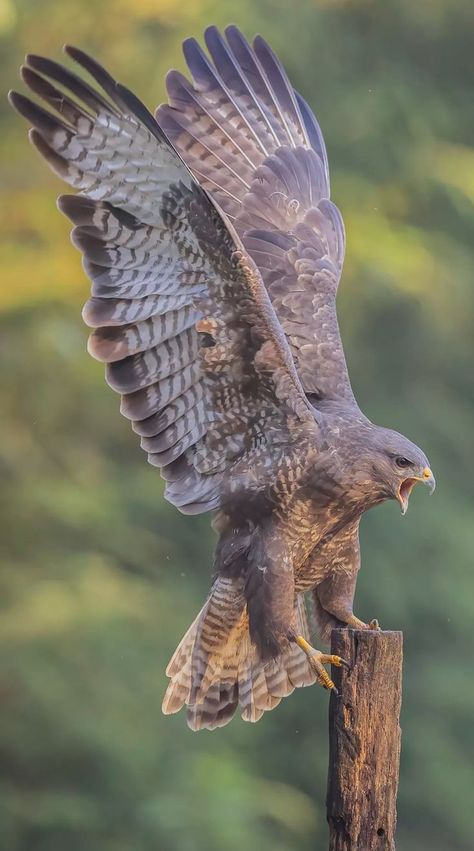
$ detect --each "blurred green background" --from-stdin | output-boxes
[1,1,474,849]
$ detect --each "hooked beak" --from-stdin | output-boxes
[397,467,436,515]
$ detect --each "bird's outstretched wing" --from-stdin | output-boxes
[9,48,316,515]
[157,26,355,405]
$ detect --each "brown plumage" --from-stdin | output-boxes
[9,27,435,731]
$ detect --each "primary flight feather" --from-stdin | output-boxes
[9,26,435,730]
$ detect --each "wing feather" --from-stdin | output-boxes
[156,27,354,405]
[240,149,351,400]
[10,48,317,515]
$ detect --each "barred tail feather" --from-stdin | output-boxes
[162,584,316,730]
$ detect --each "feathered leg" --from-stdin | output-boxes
[314,571,380,643]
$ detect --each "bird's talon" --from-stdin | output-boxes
[322,653,351,669]
[347,614,382,631]
[318,675,335,691]
[294,636,345,693]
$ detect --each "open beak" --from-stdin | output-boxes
[397,467,436,515]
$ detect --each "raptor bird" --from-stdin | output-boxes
[9,26,435,730]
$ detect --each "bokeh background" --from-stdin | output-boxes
[1,1,474,849]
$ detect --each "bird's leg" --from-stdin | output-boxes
[315,573,381,632]
[345,614,381,631]
[294,634,350,693]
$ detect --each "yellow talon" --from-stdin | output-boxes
[294,635,349,692]
[347,614,369,629]
[317,668,335,690]
[325,654,346,668]
[347,614,381,631]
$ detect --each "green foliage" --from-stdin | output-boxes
[1,1,473,849]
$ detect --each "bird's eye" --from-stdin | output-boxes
[395,456,412,469]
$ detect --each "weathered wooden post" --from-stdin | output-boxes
[326,629,403,851]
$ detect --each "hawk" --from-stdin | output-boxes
[10,26,435,730]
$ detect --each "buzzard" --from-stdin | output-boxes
[9,26,435,730]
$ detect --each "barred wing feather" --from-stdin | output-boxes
[9,47,316,515]
[157,26,356,405]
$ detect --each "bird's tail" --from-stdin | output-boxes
[162,578,317,730]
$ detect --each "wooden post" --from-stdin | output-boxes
[326,629,403,851]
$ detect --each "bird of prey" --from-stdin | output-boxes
[9,25,435,731]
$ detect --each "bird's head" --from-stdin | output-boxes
[364,426,436,514]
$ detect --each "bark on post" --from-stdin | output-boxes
[326,629,403,851]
